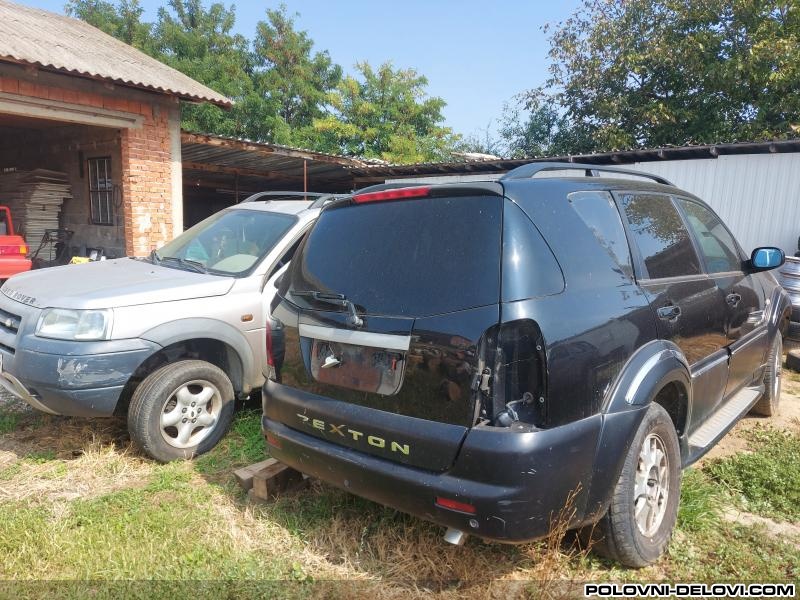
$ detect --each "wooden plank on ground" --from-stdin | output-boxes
[233,458,278,492]
[250,461,307,502]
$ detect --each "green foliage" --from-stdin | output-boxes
[0,411,20,434]
[252,5,341,142]
[66,1,458,162]
[676,468,723,534]
[66,0,152,48]
[498,97,594,158]
[152,0,261,136]
[194,409,266,479]
[532,0,800,152]
[312,61,459,162]
[705,425,800,521]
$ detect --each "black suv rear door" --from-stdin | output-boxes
[270,190,503,471]
[675,197,768,396]
[617,192,730,426]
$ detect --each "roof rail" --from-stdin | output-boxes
[500,161,674,186]
[241,191,326,203]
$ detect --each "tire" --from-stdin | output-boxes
[750,335,782,417]
[786,349,800,372]
[128,360,235,462]
[588,403,681,567]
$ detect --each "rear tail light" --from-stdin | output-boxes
[266,431,282,449]
[0,245,26,256]
[435,496,477,515]
[480,320,547,428]
[265,319,275,367]
[352,186,431,204]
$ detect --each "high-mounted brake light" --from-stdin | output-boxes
[435,496,477,515]
[352,186,432,204]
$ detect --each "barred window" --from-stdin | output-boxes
[88,157,114,226]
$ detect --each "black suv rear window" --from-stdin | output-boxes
[287,195,502,318]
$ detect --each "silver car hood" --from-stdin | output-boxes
[2,258,235,309]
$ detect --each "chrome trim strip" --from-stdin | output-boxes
[625,351,664,404]
[299,324,411,351]
[731,327,768,352]
[638,273,710,285]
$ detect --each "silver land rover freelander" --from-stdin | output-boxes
[0,192,336,461]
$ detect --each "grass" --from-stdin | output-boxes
[704,425,800,521]
[0,411,20,434]
[0,402,798,598]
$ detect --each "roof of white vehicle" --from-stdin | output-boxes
[229,200,316,215]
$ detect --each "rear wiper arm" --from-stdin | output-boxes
[160,255,207,274]
[293,290,363,327]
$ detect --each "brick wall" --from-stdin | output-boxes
[120,103,175,256]
[0,65,181,257]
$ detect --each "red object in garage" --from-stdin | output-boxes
[0,206,31,279]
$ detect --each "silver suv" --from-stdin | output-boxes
[0,192,332,461]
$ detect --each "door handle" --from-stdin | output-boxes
[726,293,742,307]
[657,305,682,320]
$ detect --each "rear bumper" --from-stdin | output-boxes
[262,411,608,542]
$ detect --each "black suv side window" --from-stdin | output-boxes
[568,191,633,279]
[619,193,701,279]
[676,198,742,274]
[502,199,563,302]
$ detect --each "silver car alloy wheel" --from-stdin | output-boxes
[634,432,669,537]
[159,379,222,449]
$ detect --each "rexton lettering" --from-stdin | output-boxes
[296,413,410,455]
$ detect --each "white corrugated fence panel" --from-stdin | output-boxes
[628,154,800,255]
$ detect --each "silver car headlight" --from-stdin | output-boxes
[36,308,113,341]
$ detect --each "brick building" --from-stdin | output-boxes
[0,0,229,258]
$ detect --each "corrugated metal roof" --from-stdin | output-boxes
[0,0,230,106]
[349,138,800,178]
[181,132,365,194]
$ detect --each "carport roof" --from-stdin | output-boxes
[0,0,230,107]
[181,132,367,194]
[348,138,800,181]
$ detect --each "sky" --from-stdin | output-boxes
[22,0,583,138]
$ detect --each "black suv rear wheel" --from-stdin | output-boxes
[588,403,681,567]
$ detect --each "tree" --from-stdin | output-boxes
[498,97,593,158]
[66,0,152,48]
[313,61,459,163]
[252,5,342,142]
[152,0,259,137]
[533,0,800,151]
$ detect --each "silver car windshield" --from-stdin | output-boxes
[154,209,297,276]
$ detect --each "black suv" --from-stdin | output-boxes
[262,163,790,567]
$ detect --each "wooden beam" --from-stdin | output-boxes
[0,91,142,129]
[183,161,303,182]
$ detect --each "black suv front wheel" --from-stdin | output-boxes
[589,403,681,567]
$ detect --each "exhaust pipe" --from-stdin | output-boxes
[443,528,467,546]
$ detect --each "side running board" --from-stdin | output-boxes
[688,386,763,450]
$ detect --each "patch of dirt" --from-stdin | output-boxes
[700,364,800,464]
[721,508,800,548]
